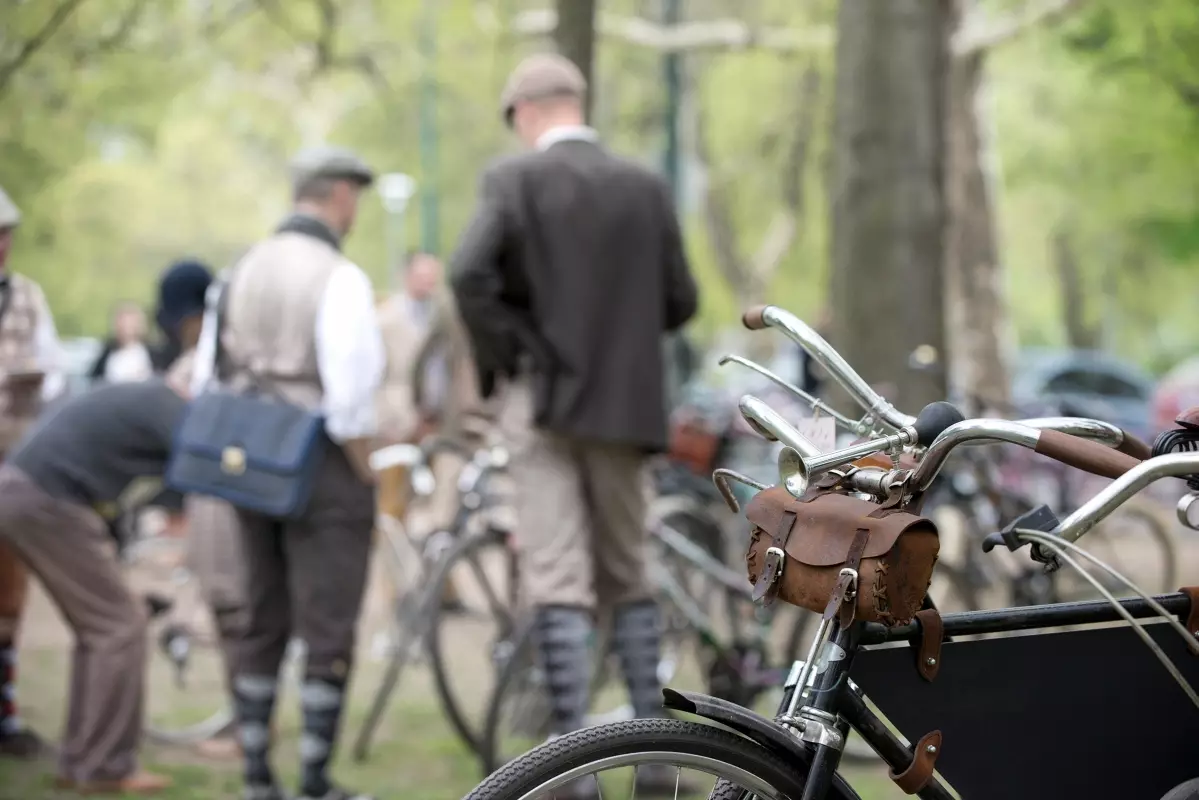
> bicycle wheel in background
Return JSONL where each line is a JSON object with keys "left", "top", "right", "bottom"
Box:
{"left": 424, "top": 525, "right": 520, "bottom": 759}
{"left": 121, "top": 513, "right": 235, "bottom": 746}
{"left": 1052, "top": 497, "right": 1179, "bottom": 602}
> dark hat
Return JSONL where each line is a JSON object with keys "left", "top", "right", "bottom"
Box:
{"left": 290, "top": 145, "right": 375, "bottom": 193}
{"left": 0, "top": 185, "right": 20, "bottom": 229}
{"left": 155, "top": 259, "right": 213, "bottom": 337}
{"left": 499, "top": 53, "right": 587, "bottom": 126}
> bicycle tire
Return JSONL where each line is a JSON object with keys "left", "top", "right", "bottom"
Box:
{"left": 1081, "top": 498, "right": 1178, "bottom": 596}
{"left": 466, "top": 717, "right": 854, "bottom": 800}
{"left": 425, "top": 526, "right": 518, "bottom": 758}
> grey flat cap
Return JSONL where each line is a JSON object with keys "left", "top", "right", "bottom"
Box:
{"left": 0, "top": 185, "right": 19, "bottom": 229}
{"left": 500, "top": 53, "right": 587, "bottom": 124}
{"left": 290, "top": 145, "right": 375, "bottom": 190}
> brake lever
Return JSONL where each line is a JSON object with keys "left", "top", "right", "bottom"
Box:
{"left": 980, "top": 504, "right": 1063, "bottom": 571}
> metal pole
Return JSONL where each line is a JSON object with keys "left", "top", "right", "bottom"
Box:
{"left": 662, "top": 0, "right": 682, "bottom": 206}
{"left": 418, "top": 0, "right": 440, "bottom": 256}
{"left": 379, "top": 173, "right": 417, "bottom": 291}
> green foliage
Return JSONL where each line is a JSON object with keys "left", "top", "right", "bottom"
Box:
{"left": 3, "top": 0, "right": 1199, "bottom": 376}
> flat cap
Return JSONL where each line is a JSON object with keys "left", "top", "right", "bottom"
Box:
{"left": 290, "top": 145, "right": 375, "bottom": 191}
{"left": 0, "top": 185, "right": 20, "bottom": 229}
{"left": 500, "top": 53, "right": 587, "bottom": 124}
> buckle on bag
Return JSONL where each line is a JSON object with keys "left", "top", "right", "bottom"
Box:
{"left": 752, "top": 546, "right": 786, "bottom": 606}
{"left": 221, "top": 446, "right": 247, "bottom": 475}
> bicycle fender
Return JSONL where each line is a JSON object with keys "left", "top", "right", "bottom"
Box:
{"left": 662, "top": 689, "right": 812, "bottom": 764}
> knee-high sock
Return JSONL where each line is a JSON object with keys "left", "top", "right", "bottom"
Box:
{"left": 534, "top": 606, "right": 593, "bottom": 737}
{"left": 298, "top": 677, "right": 348, "bottom": 798}
{"left": 233, "top": 673, "right": 278, "bottom": 790}
{"left": 0, "top": 641, "right": 20, "bottom": 735}
{"left": 612, "top": 600, "right": 664, "bottom": 719}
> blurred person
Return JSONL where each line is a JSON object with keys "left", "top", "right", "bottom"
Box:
{"left": 450, "top": 53, "right": 698, "bottom": 796}
{"left": 88, "top": 302, "right": 153, "bottom": 384}
{"left": 155, "top": 260, "right": 249, "bottom": 760}
{"left": 376, "top": 250, "right": 446, "bottom": 443}
{"left": 191, "top": 145, "right": 384, "bottom": 800}
{"left": 0, "top": 373, "right": 193, "bottom": 792}
{"left": 0, "top": 184, "right": 65, "bottom": 760}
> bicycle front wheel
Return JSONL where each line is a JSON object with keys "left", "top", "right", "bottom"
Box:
{"left": 426, "top": 526, "right": 519, "bottom": 758}
{"left": 467, "top": 718, "right": 849, "bottom": 800}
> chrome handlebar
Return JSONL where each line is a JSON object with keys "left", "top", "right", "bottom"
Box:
{"left": 744, "top": 305, "right": 916, "bottom": 432}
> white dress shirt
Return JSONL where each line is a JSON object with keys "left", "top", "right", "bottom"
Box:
{"left": 536, "top": 124, "right": 600, "bottom": 151}
{"left": 192, "top": 262, "right": 386, "bottom": 443}
{"left": 103, "top": 342, "right": 153, "bottom": 383}
{"left": 28, "top": 283, "right": 64, "bottom": 401}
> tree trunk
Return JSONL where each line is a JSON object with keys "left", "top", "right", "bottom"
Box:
{"left": 553, "top": 0, "right": 598, "bottom": 122}
{"left": 944, "top": 18, "right": 1014, "bottom": 415}
{"left": 828, "top": 0, "right": 952, "bottom": 416}
{"left": 1051, "top": 226, "right": 1100, "bottom": 349}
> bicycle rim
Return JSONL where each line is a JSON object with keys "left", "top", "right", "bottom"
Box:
{"left": 426, "top": 528, "right": 518, "bottom": 757}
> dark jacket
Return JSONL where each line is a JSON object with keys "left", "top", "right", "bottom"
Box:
{"left": 450, "top": 138, "right": 698, "bottom": 452}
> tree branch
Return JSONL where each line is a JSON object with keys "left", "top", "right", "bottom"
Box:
{"left": 505, "top": 9, "right": 832, "bottom": 54}
{"left": 953, "top": 0, "right": 1088, "bottom": 57}
{"left": 69, "top": 0, "right": 150, "bottom": 65}
{"left": 0, "top": 0, "right": 89, "bottom": 98}
{"left": 501, "top": 2, "right": 1087, "bottom": 58}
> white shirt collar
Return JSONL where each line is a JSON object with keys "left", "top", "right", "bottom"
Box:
{"left": 536, "top": 125, "right": 600, "bottom": 151}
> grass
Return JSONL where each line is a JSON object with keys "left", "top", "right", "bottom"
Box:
{"left": 0, "top": 640, "right": 904, "bottom": 800}
{"left": 1, "top": 567, "right": 906, "bottom": 800}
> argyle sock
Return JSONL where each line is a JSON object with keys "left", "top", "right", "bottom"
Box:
{"left": 0, "top": 642, "right": 21, "bottom": 736}
{"left": 612, "top": 600, "right": 665, "bottom": 719}
{"left": 233, "top": 674, "right": 278, "bottom": 790}
{"left": 534, "top": 606, "right": 593, "bottom": 737}
{"left": 298, "top": 677, "right": 348, "bottom": 798}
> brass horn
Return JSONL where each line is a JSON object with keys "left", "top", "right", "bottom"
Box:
{"left": 738, "top": 395, "right": 822, "bottom": 499}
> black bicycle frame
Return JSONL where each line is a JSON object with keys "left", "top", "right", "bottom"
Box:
{"left": 668, "top": 591, "right": 1196, "bottom": 800}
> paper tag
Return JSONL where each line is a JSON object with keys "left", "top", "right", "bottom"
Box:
{"left": 794, "top": 416, "right": 837, "bottom": 453}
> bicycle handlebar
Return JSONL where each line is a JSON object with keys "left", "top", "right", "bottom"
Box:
{"left": 741, "top": 304, "right": 916, "bottom": 432}
{"left": 740, "top": 304, "right": 1148, "bottom": 456}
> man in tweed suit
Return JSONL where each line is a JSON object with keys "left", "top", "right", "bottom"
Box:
{"left": 0, "top": 184, "right": 64, "bottom": 760}
{"left": 451, "top": 53, "right": 698, "bottom": 798}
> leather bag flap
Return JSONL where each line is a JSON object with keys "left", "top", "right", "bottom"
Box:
{"left": 174, "top": 390, "right": 323, "bottom": 475}
{"left": 745, "top": 485, "right": 936, "bottom": 567}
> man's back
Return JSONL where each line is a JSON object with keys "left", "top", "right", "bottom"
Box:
{"left": 10, "top": 379, "right": 185, "bottom": 506}
{"left": 478, "top": 139, "right": 697, "bottom": 450}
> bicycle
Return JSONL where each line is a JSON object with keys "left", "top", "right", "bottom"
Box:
{"left": 353, "top": 431, "right": 519, "bottom": 762}
{"left": 476, "top": 458, "right": 813, "bottom": 776}
{"left": 464, "top": 304, "right": 1199, "bottom": 800}
{"left": 923, "top": 442, "right": 1178, "bottom": 613}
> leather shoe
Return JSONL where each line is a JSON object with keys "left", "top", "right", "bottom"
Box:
{"left": 55, "top": 769, "right": 174, "bottom": 795}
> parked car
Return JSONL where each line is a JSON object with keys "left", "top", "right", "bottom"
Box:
{"left": 1151, "top": 355, "right": 1199, "bottom": 435}
{"left": 1011, "top": 348, "right": 1156, "bottom": 441}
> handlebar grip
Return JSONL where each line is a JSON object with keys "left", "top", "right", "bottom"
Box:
{"left": 1115, "top": 431, "right": 1152, "bottom": 461}
{"left": 742, "top": 305, "right": 771, "bottom": 331}
{"left": 1034, "top": 429, "right": 1140, "bottom": 480}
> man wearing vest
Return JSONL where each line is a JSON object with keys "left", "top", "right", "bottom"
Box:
{"left": 451, "top": 55, "right": 699, "bottom": 798}
{"left": 192, "top": 146, "right": 385, "bottom": 800}
{"left": 0, "top": 184, "right": 65, "bottom": 760}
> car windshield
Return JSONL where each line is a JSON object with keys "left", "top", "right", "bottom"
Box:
{"left": 1043, "top": 368, "right": 1146, "bottom": 399}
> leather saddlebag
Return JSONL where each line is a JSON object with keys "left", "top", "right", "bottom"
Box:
{"left": 745, "top": 485, "right": 939, "bottom": 626}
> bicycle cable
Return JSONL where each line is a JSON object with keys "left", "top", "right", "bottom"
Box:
{"left": 1013, "top": 529, "right": 1199, "bottom": 710}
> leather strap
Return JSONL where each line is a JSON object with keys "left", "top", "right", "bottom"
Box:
{"left": 1180, "top": 586, "right": 1199, "bottom": 647}
{"left": 889, "top": 730, "right": 942, "bottom": 794}
{"left": 913, "top": 608, "right": 943, "bottom": 681}
{"left": 830, "top": 527, "right": 871, "bottom": 627}
{"left": 752, "top": 509, "right": 797, "bottom": 606}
